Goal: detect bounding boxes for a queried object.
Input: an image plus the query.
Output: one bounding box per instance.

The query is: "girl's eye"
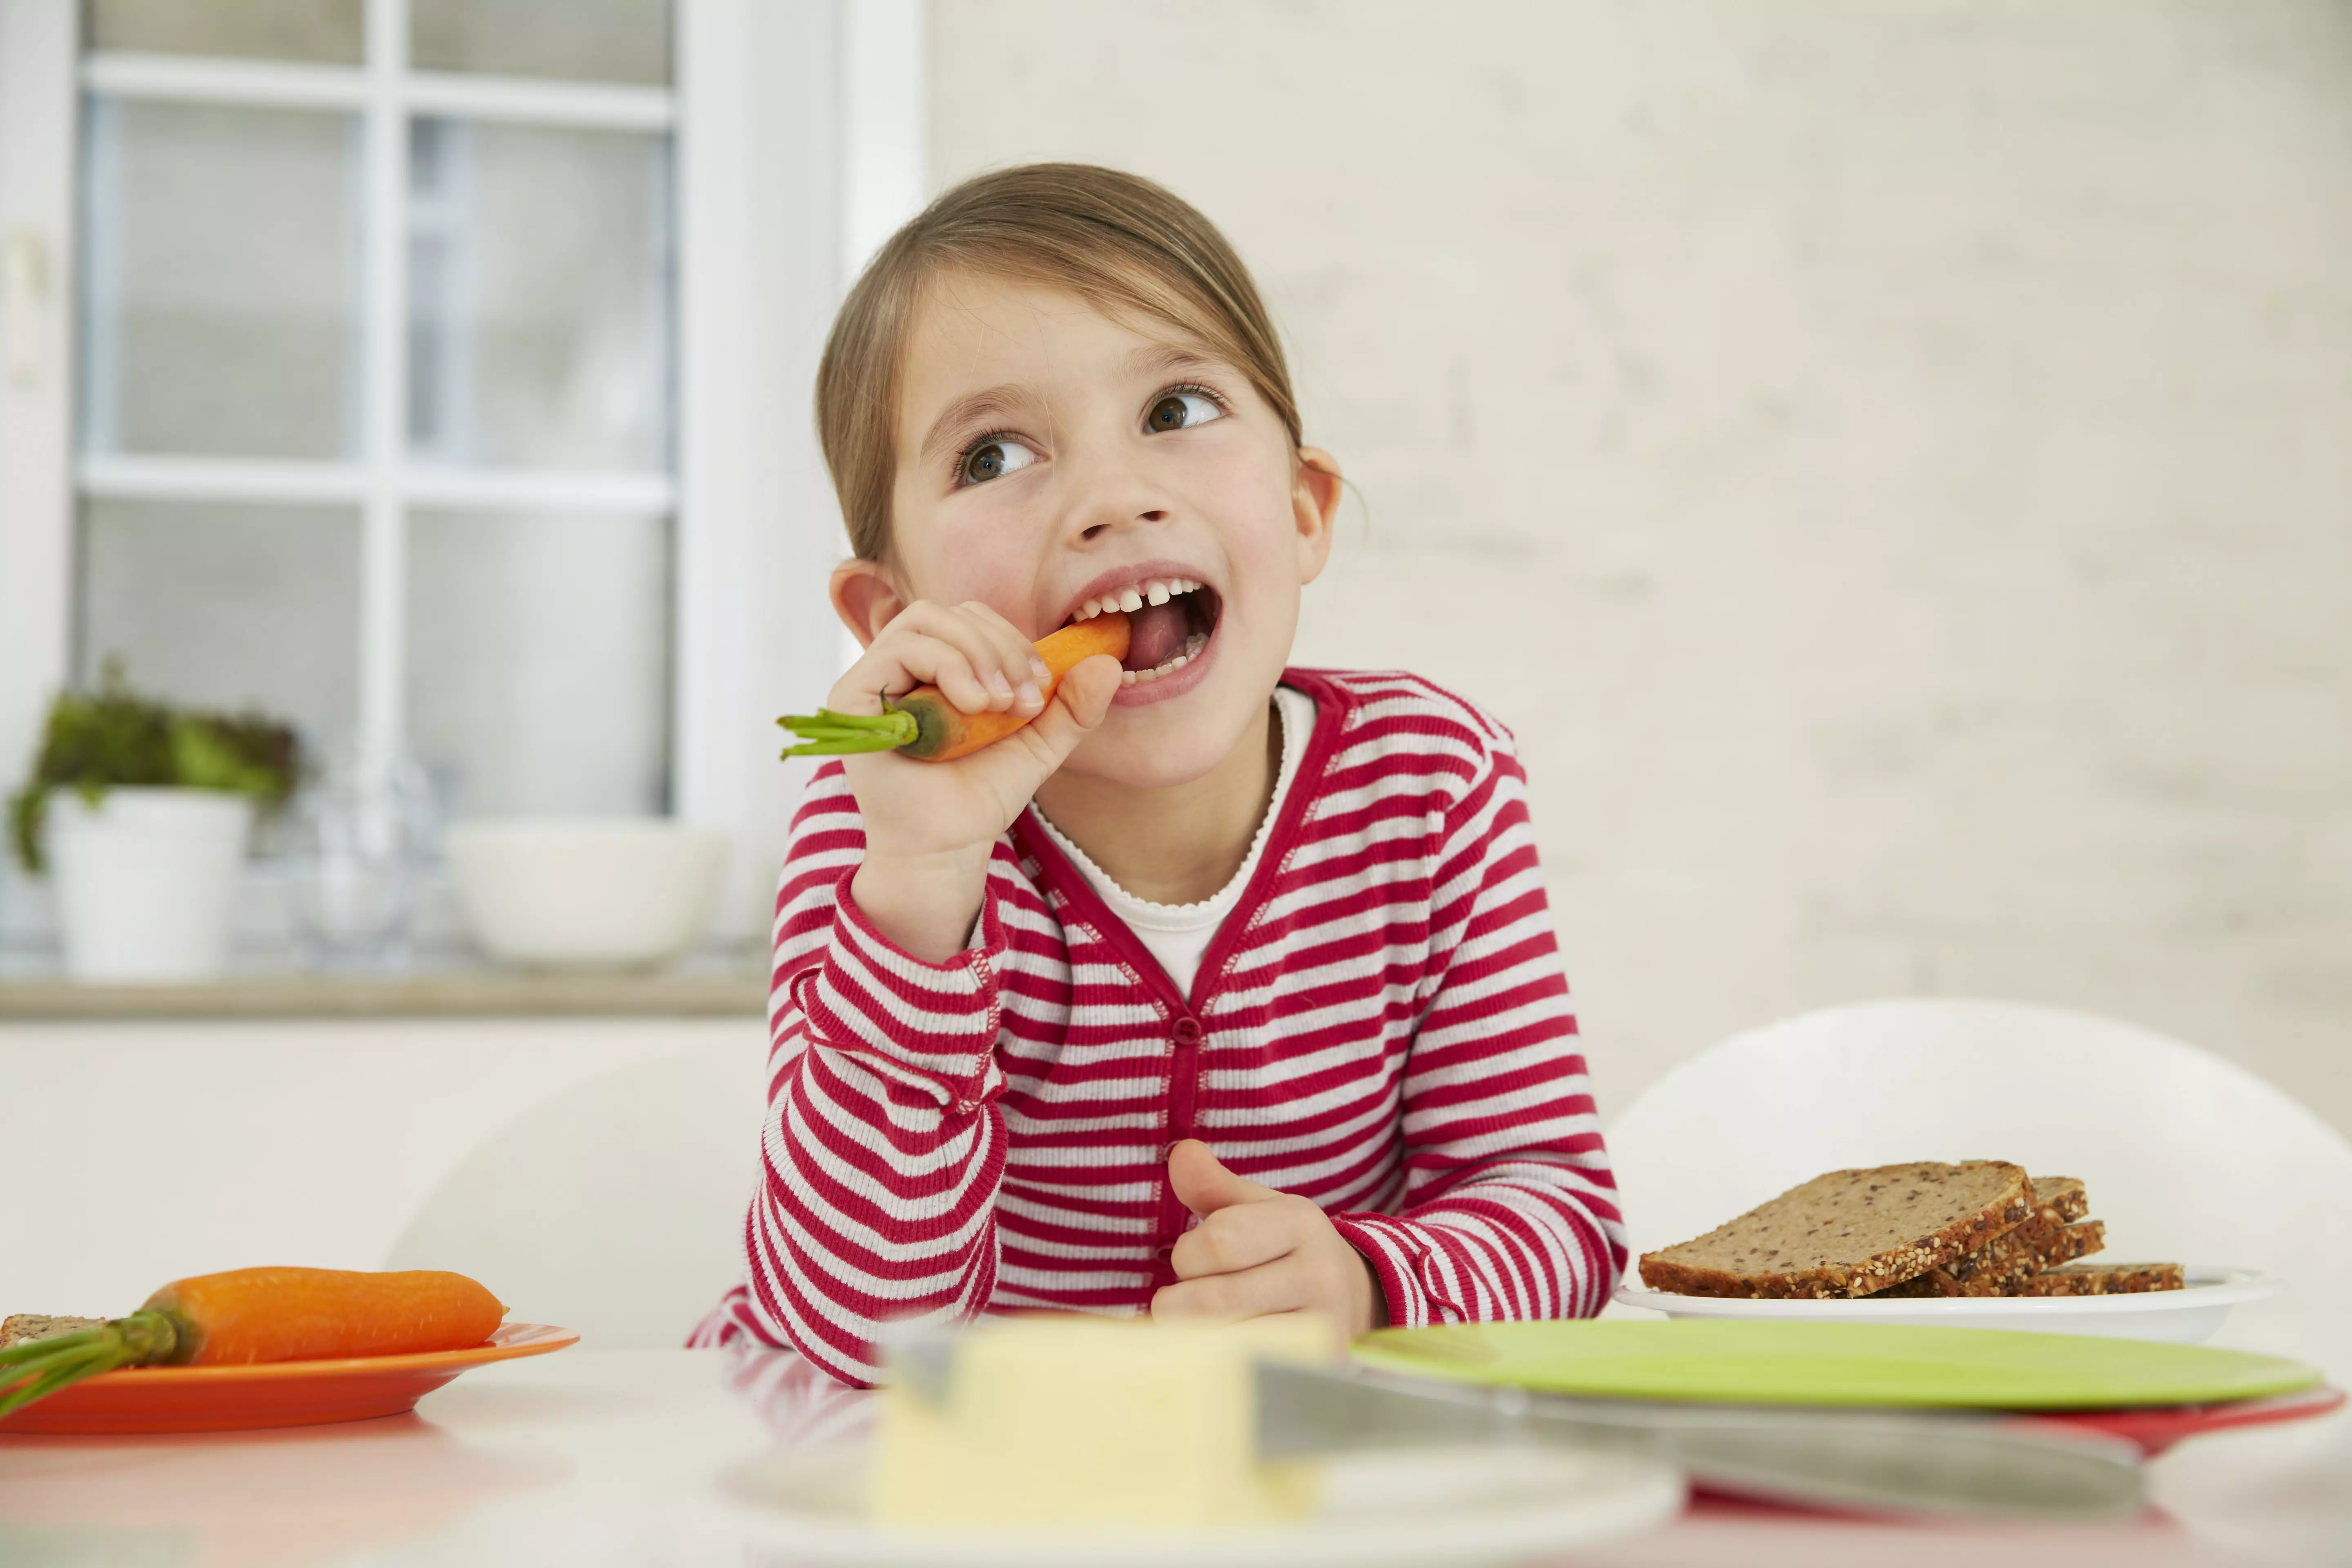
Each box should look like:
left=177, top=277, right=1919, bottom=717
left=960, top=437, right=1038, bottom=486
left=1146, top=390, right=1222, bottom=433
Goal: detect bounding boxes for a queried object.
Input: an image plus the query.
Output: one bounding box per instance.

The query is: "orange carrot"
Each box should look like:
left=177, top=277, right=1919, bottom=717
left=777, top=612, right=1129, bottom=763
left=0, top=1267, right=506, bottom=1419
left=145, top=1267, right=507, bottom=1365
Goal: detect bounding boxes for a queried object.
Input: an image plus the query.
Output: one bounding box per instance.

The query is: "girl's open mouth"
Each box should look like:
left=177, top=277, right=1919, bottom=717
left=1066, top=576, right=1221, bottom=687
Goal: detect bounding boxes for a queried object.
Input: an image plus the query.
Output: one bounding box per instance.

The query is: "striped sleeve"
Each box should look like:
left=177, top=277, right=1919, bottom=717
left=1326, top=721, right=1626, bottom=1327
left=722, top=764, right=1017, bottom=1387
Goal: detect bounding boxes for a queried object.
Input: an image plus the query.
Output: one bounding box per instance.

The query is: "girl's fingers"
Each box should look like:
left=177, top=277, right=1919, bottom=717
left=957, top=601, right=1052, bottom=713
left=900, top=604, right=1022, bottom=713
left=1170, top=1203, right=1298, bottom=1281
left=1149, top=1258, right=1298, bottom=1324
left=831, top=629, right=993, bottom=718
left=895, top=601, right=1046, bottom=715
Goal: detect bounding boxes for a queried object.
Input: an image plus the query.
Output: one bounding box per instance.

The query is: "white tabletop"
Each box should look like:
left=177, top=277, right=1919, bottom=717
left=4, top=1339, right=2348, bottom=1568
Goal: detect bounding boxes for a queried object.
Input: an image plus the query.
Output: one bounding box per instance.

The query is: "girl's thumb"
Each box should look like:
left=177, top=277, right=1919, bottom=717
left=1167, top=1138, right=1274, bottom=1218
left=1054, top=653, right=1123, bottom=730
left=1003, top=653, right=1123, bottom=772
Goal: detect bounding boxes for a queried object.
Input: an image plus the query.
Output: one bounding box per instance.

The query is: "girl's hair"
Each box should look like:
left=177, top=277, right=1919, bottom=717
left=816, top=163, right=1302, bottom=561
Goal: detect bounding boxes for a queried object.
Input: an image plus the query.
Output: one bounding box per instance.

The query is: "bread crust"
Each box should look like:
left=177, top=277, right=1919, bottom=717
left=2023, top=1262, right=2185, bottom=1296
left=1637, top=1161, right=2033, bottom=1299
left=1878, top=1218, right=2106, bottom=1298
left=1875, top=1175, right=2095, bottom=1298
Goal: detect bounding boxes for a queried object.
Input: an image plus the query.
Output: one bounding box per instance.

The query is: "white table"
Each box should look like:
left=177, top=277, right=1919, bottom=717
left=5, top=1341, right=2350, bottom=1568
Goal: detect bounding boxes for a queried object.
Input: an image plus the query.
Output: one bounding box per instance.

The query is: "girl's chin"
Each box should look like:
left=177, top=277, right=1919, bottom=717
left=1109, top=628, right=1217, bottom=707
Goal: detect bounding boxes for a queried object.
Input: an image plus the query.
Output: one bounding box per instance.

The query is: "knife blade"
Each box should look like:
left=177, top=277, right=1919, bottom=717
left=1255, top=1362, right=2145, bottom=1521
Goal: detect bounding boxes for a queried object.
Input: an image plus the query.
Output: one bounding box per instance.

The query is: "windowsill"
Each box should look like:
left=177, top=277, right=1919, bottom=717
left=0, top=961, right=767, bottom=1020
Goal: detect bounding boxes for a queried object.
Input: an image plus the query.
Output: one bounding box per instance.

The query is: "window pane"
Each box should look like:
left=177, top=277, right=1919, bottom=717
left=82, top=99, right=357, bottom=459
left=411, top=0, right=671, bottom=85
left=86, top=0, right=364, bottom=65
left=78, top=499, right=360, bottom=752
left=408, top=120, right=670, bottom=470
left=407, top=510, right=670, bottom=818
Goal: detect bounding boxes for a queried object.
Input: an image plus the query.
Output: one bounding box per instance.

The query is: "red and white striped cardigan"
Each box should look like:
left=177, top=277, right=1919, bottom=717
left=690, top=668, right=1624, bottom=1385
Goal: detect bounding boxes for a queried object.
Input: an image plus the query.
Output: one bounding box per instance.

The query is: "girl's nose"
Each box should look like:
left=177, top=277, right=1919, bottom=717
left=1080, top=505, right=1169, bottom=543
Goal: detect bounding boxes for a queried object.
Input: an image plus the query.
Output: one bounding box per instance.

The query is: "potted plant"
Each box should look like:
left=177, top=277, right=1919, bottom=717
left=7, top=663, right=297, bottom=983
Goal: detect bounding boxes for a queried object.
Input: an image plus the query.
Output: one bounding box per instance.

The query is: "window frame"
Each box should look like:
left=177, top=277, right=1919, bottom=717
left=0, top=0, right=926, bottom=948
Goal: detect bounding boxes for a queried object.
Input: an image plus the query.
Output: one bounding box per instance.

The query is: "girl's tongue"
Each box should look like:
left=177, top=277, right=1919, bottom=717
left=1122, top=599, right=1190, bottom=670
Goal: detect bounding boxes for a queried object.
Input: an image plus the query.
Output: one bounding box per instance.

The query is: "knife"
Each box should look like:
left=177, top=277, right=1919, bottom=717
left=1255, top=1362, right=2145, bottom=1521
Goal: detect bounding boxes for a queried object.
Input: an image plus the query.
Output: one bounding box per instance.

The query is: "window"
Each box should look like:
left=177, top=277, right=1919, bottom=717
left=0, top=0, right=922, bottom=952
left=76, top=0, right=679, bottom=817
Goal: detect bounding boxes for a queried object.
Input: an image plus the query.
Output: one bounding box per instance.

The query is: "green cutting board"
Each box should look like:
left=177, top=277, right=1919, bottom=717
left=1352, top=1321, right=2322, bottom=1410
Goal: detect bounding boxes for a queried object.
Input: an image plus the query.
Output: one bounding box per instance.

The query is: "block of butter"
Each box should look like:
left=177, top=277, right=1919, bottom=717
left=869, top=1314, right=1332, bottom=1531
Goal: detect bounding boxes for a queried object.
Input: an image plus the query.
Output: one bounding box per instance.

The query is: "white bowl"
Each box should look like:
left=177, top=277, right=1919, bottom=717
left=444, top=817, right=728, bottom=970
left=1612, top=1267, right=2283, bottom=1344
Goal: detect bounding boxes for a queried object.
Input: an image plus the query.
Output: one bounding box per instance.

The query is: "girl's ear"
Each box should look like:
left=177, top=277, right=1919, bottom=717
left=830, top=559, right=909, bottom=648
left=1292, top=447, right=1343, bottom=586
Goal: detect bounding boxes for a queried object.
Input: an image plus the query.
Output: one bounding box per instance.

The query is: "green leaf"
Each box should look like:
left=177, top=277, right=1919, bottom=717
left=7, top=661, right=301, bottom=873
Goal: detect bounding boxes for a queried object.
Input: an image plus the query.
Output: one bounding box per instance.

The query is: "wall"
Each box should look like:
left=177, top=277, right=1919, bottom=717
left=927, top=1, right=2352, bottom=1133
left=0, top=1016, right=765, bottom=1319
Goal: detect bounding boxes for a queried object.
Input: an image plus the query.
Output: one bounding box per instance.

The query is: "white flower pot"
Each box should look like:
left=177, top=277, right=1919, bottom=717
left=47, top=787, right=255, bottom=983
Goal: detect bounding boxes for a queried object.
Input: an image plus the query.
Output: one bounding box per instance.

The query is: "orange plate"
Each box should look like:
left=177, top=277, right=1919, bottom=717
left=0, top=1322, right=579, bottom=1436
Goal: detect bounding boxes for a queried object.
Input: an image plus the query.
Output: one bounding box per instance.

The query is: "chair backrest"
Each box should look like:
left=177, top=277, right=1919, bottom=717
left=1606, top=998, right=2352, bottom=1296
left=385, top=1039, right=769, bottom=1349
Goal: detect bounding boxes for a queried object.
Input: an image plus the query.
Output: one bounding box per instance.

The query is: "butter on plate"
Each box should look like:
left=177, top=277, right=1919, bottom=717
left=870, top=1314, right=1333, bottom=1531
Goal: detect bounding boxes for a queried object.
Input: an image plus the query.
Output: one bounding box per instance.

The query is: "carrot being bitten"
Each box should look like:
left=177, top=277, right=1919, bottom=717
left=778, top=612, right=1128, bottom=763
left=0, top=1266, right=506, bottom=1419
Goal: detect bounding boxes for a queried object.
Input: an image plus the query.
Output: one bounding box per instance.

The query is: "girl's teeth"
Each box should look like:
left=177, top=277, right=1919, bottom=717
left=1071, top=578, right=1208, bottom=628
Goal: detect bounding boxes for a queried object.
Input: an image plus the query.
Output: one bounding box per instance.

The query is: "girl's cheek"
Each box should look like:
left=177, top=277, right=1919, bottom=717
left=908, top=495, right=1040, bottom=605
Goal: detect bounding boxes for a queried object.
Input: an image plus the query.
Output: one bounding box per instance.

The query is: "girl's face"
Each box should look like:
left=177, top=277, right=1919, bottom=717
left=839, top=273, right=1340, bottom=789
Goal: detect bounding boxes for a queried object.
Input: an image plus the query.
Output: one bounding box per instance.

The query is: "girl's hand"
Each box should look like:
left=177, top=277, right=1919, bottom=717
left=1149, top=1140, right=1388, bottom=1345
left=835, top=600, right=1122, bottom=962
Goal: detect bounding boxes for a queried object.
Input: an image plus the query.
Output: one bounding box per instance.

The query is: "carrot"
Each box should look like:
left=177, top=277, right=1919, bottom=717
left=0, top=1267, right=506, bottom=1420
left=777, top=612, right=1130, bottom=763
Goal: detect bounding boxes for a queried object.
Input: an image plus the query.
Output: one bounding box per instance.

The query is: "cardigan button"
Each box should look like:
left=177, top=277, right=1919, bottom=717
left=1172, top=1016, right=1203, bottom=1045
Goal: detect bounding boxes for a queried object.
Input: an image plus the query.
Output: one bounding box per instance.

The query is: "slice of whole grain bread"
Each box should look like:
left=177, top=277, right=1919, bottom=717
left=0, top=1314, right=105, bottom=1348
left=1879, top=1218, right=2107, bottom=1298
left=2022, top=1262, right=2185, bottom=1296
left=1637, top=1160, right=2033, bottom=1299
left=1873, top=1174, right=2094, bottom=1298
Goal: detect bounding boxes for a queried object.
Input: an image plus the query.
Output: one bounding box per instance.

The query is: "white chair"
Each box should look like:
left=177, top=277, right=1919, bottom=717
left=1605, top=998, right=2352, bottom=1301
left=384, top=1038, right=771, bottom=1350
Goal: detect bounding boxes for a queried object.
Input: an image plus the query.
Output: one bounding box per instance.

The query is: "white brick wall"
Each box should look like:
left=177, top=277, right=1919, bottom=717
left=928, top=1, right=2352, bottom=1134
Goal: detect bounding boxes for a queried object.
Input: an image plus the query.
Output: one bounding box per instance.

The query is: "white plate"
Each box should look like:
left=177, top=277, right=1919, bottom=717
left=718, top=1441, right=1683, bottom=1568
left=1613, top=1267, right=2283, bottom=1343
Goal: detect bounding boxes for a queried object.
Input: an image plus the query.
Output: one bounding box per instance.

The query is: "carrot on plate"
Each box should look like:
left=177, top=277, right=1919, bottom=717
left=777, top=612, right=1129, bottom=763
left=0, top=1266, right=506, bottom=1420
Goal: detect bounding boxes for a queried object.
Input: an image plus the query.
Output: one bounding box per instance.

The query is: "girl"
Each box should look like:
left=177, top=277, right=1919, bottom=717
left=693, top=165, right=1623, bottom=1386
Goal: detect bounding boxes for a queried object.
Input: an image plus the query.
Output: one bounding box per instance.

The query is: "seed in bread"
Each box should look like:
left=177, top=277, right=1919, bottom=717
left=2031, top=1176, right=2089, bottom=1225
left=2022, top=1262, right=2185, bottom=1296
left=0, top=1314, right=105, bottom=1348
left=1637, top=1161, right=2033, bottom=1299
